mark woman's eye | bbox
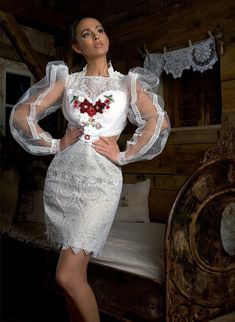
[97,28,104,33]
[82,32,91,38]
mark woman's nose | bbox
[93,33,99,40]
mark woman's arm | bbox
[10,62,82,155]
[92,69,170,165]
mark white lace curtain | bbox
[144,37,218,78]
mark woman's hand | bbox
[60,128,83,151]
[92,137,120,164]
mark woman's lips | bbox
[94,42,103,48]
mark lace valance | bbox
[144,37,218,79]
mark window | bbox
[0,58,34,137]
[163,60,222,128]
[5,72,32,138]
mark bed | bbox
[1,129,235,322]
[88,159,235,321]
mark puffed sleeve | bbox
[118,67,170,165]
[9,61,68,155]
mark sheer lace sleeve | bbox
[9,61,68,155]
[118,67,170,165]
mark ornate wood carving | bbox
[165,157,235,321]
[203,128,235,163]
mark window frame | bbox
[0,58,34,136]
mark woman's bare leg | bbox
[66,295,84,322]
[56,248,100,322]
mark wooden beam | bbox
[0,0,67,32]
[0,10,45,80]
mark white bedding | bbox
[90,222,165,281]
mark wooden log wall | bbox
[121,126,220,222]
[112,0,235,222]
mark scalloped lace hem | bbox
[46,234,100,258]
[62,244,100,257]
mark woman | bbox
[10,17,170,322]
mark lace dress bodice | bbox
[63,67,128,143]
[10,61,170,165]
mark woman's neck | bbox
[85,58,109,77]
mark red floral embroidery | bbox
[70,94,114,141]
[70,95,113,115]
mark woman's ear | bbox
[72,43,81,54]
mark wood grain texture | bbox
[165,157,235,321]
[0,10,45,80]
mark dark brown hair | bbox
[68,16,108,73]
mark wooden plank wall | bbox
[113,0,235,222]
[121,126,220,222]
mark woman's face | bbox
[73,18,109,60]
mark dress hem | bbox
[45,232,101,258]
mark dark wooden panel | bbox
[122,143,213,175]
[89,262,163,322]
[149,188,178,223]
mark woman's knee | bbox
[55,269,71,290]
[55,249,89,292]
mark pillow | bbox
[18,190,45,224]
[114,179,150,223]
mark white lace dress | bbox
[10,61,170,257]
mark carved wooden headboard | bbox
[165,128,235,321]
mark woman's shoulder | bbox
[126,67,160,90]
[46,60,68,72]
[45,60,69,82]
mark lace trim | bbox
[27,118,40,139]
[144,53,164,78]
[67,73,124,102]
[45,230,101,257]
[144,37,218,78]
[118,151,127,166]
[118,110,165,165]
[24,68,61,149]
[190,37,218,72]
[39,132,52,143]
[164,47,192,78]
[51,139,61,154]
[130,72,143,122]
[62,245,98,257]
[80,60,114,77]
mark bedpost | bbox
[165,128,235,321]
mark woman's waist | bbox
[67,122,123,143]
[79,132,120,143]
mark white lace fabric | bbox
[190,37,218,72]
[43,140,123,257]
[119,67,170,165]
[163,47,192,78]
[144,53,165,78]
[10,61,68,155]
[10,61,170,256]
[144,37,218,79]
[10,61,170,166]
